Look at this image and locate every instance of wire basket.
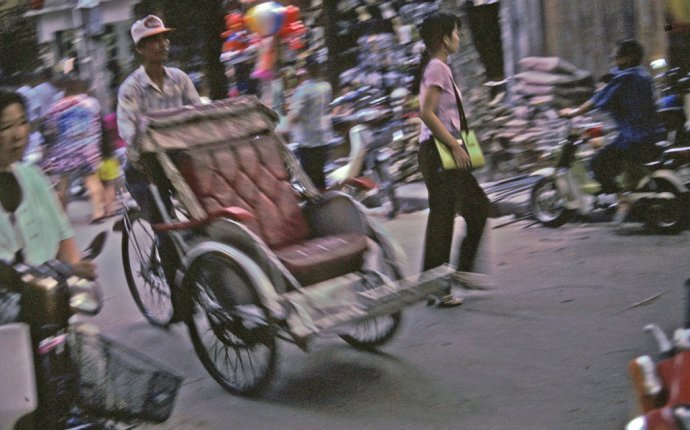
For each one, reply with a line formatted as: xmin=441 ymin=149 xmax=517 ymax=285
xmin=69 ymin=329 xmax=183 ymax=423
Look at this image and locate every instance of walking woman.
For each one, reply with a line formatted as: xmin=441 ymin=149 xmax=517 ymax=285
xmin=415 ymin=13 xmax=490 ymax=307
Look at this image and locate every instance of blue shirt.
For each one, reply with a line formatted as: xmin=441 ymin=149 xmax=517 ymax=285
xmin=592 ymin=66 xmax=661 ymax=150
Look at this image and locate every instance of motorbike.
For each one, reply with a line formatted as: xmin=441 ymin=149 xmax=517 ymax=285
xmin=326 ymin=85 xmax=400 ymax=218
xmin=529 ymin=119 xmax=690 ymax=234
xmin=625 ymin=278 xmax=690 ymax=430
xmin=655 ymin=67 xmax=690 ymax=148
xmin=0 ymin=232 xmax=181 ymax=429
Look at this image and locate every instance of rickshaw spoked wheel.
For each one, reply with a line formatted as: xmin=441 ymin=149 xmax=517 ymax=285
xmin=338 ymin=247 xmax=403 ymax=350
xmin=184 ymin=251 xmax=277 ymax=396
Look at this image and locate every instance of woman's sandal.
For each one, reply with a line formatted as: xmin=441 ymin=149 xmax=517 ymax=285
xmin=426 ymin=294 xmax=464 ymax=308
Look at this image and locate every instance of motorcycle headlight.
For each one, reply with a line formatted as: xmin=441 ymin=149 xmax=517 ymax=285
xmin=625 ymin=416 xmax=647 ymax=430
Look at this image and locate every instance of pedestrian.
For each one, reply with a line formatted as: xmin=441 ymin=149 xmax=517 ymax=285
xmin=560 ymin=39 xmax=663 ymax=223
xmin=117 ymin=14 xmax=201 ymax=322
xmin=287 ymin=55 xmax=333 ymax=190
xmin=414 ymin=12 xmax=491 ymax=307
xmin=98 ymin=118 xmax=123 ymax=218
xmin=41 ymin=78 xmax=107 ymax=223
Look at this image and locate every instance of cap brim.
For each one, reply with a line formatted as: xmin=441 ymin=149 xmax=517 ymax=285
xmin=137 ymin=27 xmax=175 ymax=44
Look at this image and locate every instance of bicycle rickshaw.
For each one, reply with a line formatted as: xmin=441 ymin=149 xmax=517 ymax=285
xmin=116 ymin=96 xmax=451 ymax=395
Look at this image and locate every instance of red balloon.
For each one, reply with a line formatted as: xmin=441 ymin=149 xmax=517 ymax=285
xmin=285 ymin=5 xmax=300 ymax=24
xmin=225 ymin=12 xmax=244 ymax=30
xmin=290 ymin=21 xmax=306 ymax=37
xmin=289 ymin=38 xmax=305 ymax=50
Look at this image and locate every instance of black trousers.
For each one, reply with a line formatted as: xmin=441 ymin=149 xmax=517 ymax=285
xmin=418 ymin=139 xmax=490 ymax=273
xmin=296 ymin=145 xmax=329 ymax=190
xmin=591 ymin=143 xmax=662 ymax=194
xmin=124 ymin=162 xmax=178 ymax=288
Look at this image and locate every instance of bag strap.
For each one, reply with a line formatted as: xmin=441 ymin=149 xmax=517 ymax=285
xmin=449 ymin=72 xmax=469 ymax=134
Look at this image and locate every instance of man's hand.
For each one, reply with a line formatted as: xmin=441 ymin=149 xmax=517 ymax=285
xmin=71 ymin=260 xmax=97 ymax=280
xmin=559 ymin=107 xmax=577 ymax=119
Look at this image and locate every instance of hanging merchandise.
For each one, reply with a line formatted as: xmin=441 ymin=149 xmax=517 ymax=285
xmin=220 ymin=3 xmax=307 ymax=79
xmin=244 ymin=1 xmax=286 ymax=37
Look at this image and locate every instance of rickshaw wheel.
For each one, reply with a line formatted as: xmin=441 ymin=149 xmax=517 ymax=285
xmin=122 ymin=215 xmax=174 ymax=327
xmin=339 ymin=245 xmax=403 ymax=351
xmin=185 ymin=251 xmax=277 ymax=396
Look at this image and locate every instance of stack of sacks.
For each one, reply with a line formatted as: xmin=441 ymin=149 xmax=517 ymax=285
xmin=512 ymin=56 xmax=594 ymax=109
xmin=479 ymin=57 xmax=595 ymax=178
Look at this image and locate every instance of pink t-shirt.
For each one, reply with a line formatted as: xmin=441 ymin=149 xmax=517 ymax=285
xmin=418 ymin=58 xmax=464 ymax=143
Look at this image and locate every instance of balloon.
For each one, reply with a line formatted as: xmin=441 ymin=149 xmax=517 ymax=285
xmin=245 ymin=1 xmax=286 ymax=37
xmin=225 ymin=12 xmax=244 ymax=30
xmin=284 ymin=5 xmax=300 ymax=25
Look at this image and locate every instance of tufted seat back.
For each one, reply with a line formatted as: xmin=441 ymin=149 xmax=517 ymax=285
xmin=173 ymin=135 xmax=311 ymax=250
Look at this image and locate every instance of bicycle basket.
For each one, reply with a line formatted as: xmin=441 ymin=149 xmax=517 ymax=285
xmin=69 ymin=329 xmax=183 ymax=423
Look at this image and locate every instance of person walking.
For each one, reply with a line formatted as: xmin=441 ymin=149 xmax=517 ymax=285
xmin=117 ymin=14 xmax=200 ymax=322
xmin=414 ymin=12 xmax=491 ymax=307
xmin=41 ymin=78 xmax=106 ymax=223
xmin=287 ymin=55 xmax=333 ymax=190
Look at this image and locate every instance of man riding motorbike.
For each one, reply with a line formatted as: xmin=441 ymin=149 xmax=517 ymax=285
xmin=560 ymin=39 xmax=664 ymax=222
xmin=0 ymin=90 xmax=97 ymax=325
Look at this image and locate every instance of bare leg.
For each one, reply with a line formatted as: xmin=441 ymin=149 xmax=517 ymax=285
xmin=102 ymin=181 xmax=117 ymax=216
xmin=84 ymin=173 xmax=106 ymax=220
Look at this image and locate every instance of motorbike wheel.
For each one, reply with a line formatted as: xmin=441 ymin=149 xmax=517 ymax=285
xmin=185 ymin=252 xmax=277 ymax=396
xmin=643 ymin=179 xmax=688 ymax=235
xmin=339 ymin=243 xmax=403 ymax=351
xmin=530 ymin=177 xmax=575 ymax=228
xmin=371 ymin=160 xmax=400 ymax=219
xmin=122 ymin=214 xmax=174 ymax=327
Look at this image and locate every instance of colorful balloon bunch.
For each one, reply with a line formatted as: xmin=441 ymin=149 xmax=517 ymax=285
xmin=245 ymin=2 xmax=304 ymax=38
xmin=221 ymin=12 xmax=250 ymax=53
xmin=221 ymin=2 xmax=308 ymax=80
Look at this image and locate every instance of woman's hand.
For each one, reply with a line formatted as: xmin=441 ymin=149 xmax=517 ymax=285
xmin=451 ymin=142 xmax=471 ymax=170
xmin=70 ymin=260 xmax=97 ymax=280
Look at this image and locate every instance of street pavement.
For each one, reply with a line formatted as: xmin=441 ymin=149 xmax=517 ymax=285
xmin=64 ymin=182 xmax=690 ymax=430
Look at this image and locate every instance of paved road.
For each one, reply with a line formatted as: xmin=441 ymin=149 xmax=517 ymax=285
xmin=66 ymin=194 xmax=689 ymax=430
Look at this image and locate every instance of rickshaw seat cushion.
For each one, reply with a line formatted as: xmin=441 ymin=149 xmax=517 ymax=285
xmin=274 ymin=233 xmax=368 ymax=286
xmin=172 ymin=136 xmax=369 ymax=285
xmin=172 ymin=136 xmax=311 ymax=249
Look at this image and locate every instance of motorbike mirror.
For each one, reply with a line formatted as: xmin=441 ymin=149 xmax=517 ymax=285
xmin=68 ymin=277 xmax=103 ymax=316
xmin=82 ymin=231 xmax=107 ymax=260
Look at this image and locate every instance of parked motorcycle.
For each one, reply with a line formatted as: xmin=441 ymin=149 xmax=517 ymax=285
xmin=326 ymin=85 xmax=400 ymax=218
xmin=529 ymin=119 xmax=690 ymax=234
xmin=655 ymin=67 xmax=690 ymax=148
xmin=625 ymin=279 xmax=690 ymax=430
xmin=0 ymin=232 xmax=181 ymax=429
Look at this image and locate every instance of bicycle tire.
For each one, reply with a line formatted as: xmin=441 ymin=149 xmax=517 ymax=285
xmin=122 ymin=215 xmax=174 ymax=327
xmin=185 ymin=251 xmax=277 ymax=396
xmin=339 ymin=240 xmax=403 ymax=350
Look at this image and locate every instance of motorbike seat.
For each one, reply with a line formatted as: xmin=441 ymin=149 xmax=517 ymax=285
xmin=172 ymin=135 xmax=368 ymax=286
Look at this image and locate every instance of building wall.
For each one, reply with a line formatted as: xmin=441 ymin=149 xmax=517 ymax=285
xmin=502 ymin=0 xmax=668 ymax=80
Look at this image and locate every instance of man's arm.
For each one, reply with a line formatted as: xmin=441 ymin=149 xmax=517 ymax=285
xmin=179 ymin=71 xmax=201 ymax=105
xmin=117 ymin=81 xmax=140 ymax=147
xmin=560 ymin=77 xmax=622 ymax=118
